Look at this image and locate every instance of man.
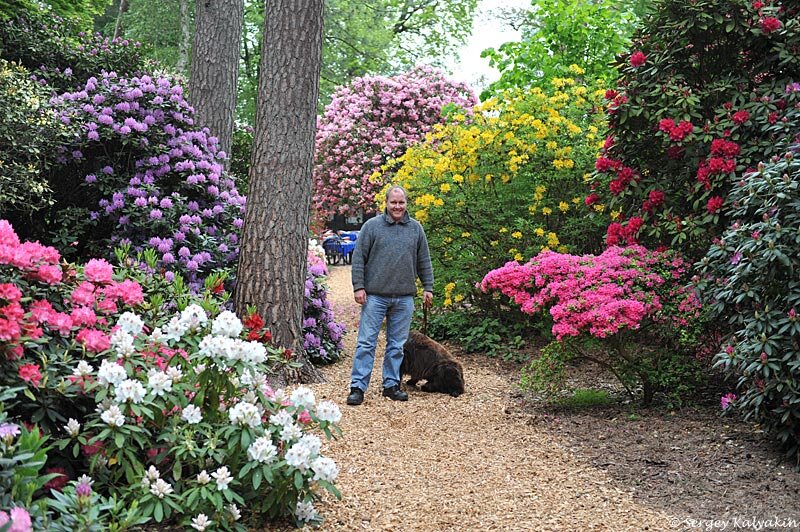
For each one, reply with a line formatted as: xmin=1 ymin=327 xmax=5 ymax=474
xmin=347 ymin=186 xmax=434 ymax=406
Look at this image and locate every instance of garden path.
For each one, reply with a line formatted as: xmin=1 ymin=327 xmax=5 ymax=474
xmin=267 ymin=265 xmax=677 ymax=531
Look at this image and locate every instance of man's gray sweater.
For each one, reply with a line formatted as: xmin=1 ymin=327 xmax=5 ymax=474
xmin=351 ymin=210 xmax=434 ymax=296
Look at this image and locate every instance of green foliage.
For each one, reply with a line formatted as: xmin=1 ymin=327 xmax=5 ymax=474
xmin=229 ymin=123 xmax=253 ymax=190
xmin=0 ymin=60 xmax=75 ymax=218
xmin=557 ymin=388 xmax=614 ymax=409
xmin=481 ymin=0 xmax=647 ymax=99
xmin=0 ymin=0 xmax=109 ymax=28
xmin=590 ymin=0 xmax=800 ymax=258
xmin=390 ymin=75 xmax=608 ymax=311
xmin=696 ymin=146 xmax=800 ymax=465
xmin=0 ymin=12 xmax=145 ymax=92
xmin=424 ymin=309 xmax=533 ymax=362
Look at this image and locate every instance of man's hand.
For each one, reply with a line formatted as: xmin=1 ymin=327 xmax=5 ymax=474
xmin=354 ymin=289 xmax=366 ymax=305
xmin=423 ymin=290 xmax=433 ymax=308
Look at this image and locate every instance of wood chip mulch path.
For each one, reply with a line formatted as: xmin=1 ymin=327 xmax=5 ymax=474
xmin=263 ymin=265 xmax=679 ymax=531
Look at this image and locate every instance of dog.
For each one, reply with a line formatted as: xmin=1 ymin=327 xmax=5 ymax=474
xmin=401 ymin=330 xmax=465 ymax=397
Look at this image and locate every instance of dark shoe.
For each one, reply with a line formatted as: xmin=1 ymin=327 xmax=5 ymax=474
xmin=346 ymin=387 xmax=364 ymax=406
xmin=382 ymin=385 xmax=408 ymax=402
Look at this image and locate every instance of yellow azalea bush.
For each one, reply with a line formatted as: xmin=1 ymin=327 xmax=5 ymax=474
xmin=383 ymin=73 xmax=609 ymax=310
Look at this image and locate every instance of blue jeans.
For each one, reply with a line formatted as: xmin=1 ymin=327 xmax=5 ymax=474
xmin=350 ymin=294 xmax=414 ymax=391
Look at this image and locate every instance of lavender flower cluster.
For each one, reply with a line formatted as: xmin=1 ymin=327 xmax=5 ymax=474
xmin=302 ymin=261 xmax=345 ymax=364
xmin=50 ymin=71 xmax=246 ymax=287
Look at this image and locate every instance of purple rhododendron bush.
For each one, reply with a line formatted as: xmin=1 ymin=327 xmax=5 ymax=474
xmin=481 ymin=245 xmax=705 ymax=405
xmin=0 ymin=220 xmax=343 ymax=529
xmin=312 ymin=65 xmax=477 ymax=221
xmin=48 ymin=70 xmax=246 ymax=289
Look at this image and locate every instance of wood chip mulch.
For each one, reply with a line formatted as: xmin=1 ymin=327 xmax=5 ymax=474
xmin=259 ymin=265 xmax=681 ymax=531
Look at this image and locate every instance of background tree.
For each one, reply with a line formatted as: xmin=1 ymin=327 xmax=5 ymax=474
xmin=235 ymin=0 xmax=324 ymax=384
xmin=481 ymin=0 xmax=648 ymax=98
xmin=188 ymin=0 xmax=243 ymax=160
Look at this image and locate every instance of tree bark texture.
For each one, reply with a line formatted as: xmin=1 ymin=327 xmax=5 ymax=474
xmin=235 ymin=0 xmax=325 ymax=384
xmin=176 ymin=0 xmax=191 ymax=73
xmin=188 ymin=0 xmax=244 ymax=161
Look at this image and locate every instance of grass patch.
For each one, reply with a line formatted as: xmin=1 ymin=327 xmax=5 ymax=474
xmin=556 ymin=388 xmax=615 ymax=408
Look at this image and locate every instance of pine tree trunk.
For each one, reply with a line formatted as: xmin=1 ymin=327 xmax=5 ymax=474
xmin=176 ymin=0 xmax=191 ymax=73
xmin=188 ymin=0 xmax=244 ymax=162
xmin=234 ymin=0 xmax=325 ymax=385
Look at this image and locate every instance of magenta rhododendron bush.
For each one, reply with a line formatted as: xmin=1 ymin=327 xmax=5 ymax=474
xmin=481 ymin=245 xmax=700 ymax=339
xmin=312 ymin=65 xmax=476 ymax=219
xmin=0 ymin=219 xmax=143 ymax=368
xmin=481 ymin=245 xmax=704 ymax=404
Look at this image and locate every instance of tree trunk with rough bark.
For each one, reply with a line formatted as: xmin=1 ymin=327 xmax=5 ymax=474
xmin=188 ymin=0 xmax=244 ymax=162
xmin=235 ymin=0 xmax=325 ymax=385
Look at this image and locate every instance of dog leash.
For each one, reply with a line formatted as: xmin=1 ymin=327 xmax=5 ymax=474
xmin=422 ymin=299 xmax=429 ymax=336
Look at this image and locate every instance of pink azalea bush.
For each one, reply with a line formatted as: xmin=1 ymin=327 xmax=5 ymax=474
xmin=481 ymin=245 xmax=704 ymax=404
xmin=312 ymin=65 xmax=476 ymax=220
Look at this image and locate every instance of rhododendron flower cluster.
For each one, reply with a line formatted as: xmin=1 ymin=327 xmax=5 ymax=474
xmin=0 ymin=220 xmax=143 ymax=365
xmin=303 ymin=251 xmax=345 ymax=364
xmin=62 ymin=304 xmax=343 ymax=526
xmin=587 ymin=0 xmax=800 ymax=257
xmin=312 ymin=66 xmax=476 ymax=219
xmin=49 ymin=71 xmax=245 ymax=287
xmin=480 ymin=245 xmax=701 ymax=340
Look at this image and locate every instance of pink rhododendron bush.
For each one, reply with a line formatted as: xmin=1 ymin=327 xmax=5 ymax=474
xmin=312 ymin=65 xmax=477 ymax=220
xmin=0 ymin=220 xmax=342 ymax=529
xmin=480 ymin=245 xmax=705 ymax=404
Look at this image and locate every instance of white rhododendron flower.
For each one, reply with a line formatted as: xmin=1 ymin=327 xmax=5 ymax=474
xmin=180 ymin=304 xmax=208 ymax=330
xmin=191 ymin=514 xmax=212 ymax=531
xmin=280 ymin=423 xmax=303 ymax=443
xmin=284 ymin=442 xmax=313 ymax=472
xmin=114 ymin=379 xmax=146 ymax=404
xmin=65 ymin=418 xmax=81 ymax=437
xmin=147 ymin=369 xmax=172 ymax=396
xmin=196 ymin=470 xmax=211 ymax=485
xmin=150 ymin=478 xmax=173 ymax=499
xmin=97 ymin=359 xmax=127 ymax=386
xmin=110 ymin=329 xmax=136 ymax=357
xmin=299 ymin=434 xmax=322 ymax=456
xmin=211 ymin=310 xmax=243 ymax=338
xmin=162 ymin=315 xmax=188 ymax=342
xmin=290 ymin=386 xmax=316 ymax=410
xmin=73 ymin=360 xmax=93 ymax=377
xmin=100 ymin=405 xmax=125 ymax=427
xmin=247 ymin=436 xmax=278 ymax=463
xmin=166 ymin=366 xmax=183 ymax=383
xmin=311 ymin=456 xmax=339 ymax=483
xmin=228 ymin=504 xmax=241 ymax=521
xmin=228 ymin=401 xmax=262 ymax=428
xmin=211 ymin=466 xmax=233 ymax=491
xmin=141 ymin=465 xmax=161 ymax=488
xmin=269 ymin=410 xmax=293 ymax=428
xmin=181 ymin=405 xmax=202 ymax=424
xmin=295 ymin=500 xmax=317 ymax=523
xmin=116 ymin=311 xmax=145 ymax=336
xmin=315 ymin=400 xmax=342 ymax=423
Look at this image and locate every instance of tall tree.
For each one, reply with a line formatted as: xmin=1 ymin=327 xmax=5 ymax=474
xmin=235 ymin=0 xmax=325 ymax=384
xmin=188 ymin=0 xmax=243 ymax=161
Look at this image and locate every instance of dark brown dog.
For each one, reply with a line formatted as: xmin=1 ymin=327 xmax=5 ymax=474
xmin=401 ymin=330 xmax=465 ymax=397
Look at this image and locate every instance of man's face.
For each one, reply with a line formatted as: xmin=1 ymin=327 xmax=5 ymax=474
xmin=387 ymin=189 xmax=407 ymax=222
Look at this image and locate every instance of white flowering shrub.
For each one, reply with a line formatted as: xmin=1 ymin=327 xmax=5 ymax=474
xmin=55 ymin=304 xmax=343 ymax=529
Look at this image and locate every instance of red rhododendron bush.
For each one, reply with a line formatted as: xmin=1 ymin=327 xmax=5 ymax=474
xmin=481 ymin=245 xmax=704 ymax=404
xmin=312 ymin=65 xmax=477 ymax=221
xmin=0 ymin=219 xmax=343 ymax=529
xmin=587 ymin=0 xmax=800 ymax=258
